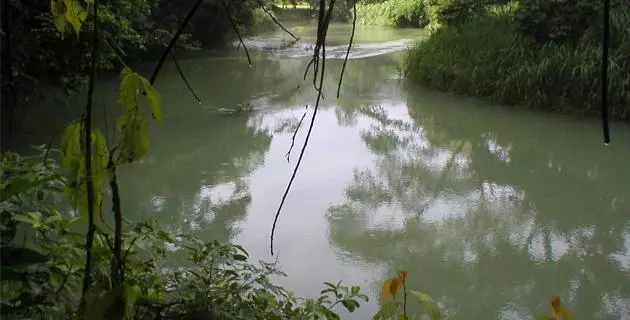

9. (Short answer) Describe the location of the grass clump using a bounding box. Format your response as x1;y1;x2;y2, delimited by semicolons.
356;0;430;28
404;3;630;119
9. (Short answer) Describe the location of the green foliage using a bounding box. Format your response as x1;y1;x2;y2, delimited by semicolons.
59;122;108;217
404;10;630;119
114;67;161;164
514;0;600;44
432;0;486;27
356;0;430;27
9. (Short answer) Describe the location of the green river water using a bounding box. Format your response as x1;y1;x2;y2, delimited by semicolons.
8;23;630;319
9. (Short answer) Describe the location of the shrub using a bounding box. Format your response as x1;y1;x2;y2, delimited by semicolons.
404;15;630;118
433;0;486;27
356;0;430;28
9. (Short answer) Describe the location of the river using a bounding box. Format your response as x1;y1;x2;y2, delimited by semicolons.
8;23;630;319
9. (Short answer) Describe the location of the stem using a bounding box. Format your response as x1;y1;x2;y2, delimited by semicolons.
337;0;356;99
108;152;123;287
222;0;252;66
403;279;408;320
149;0;203;85
270;0;335;255
601;0;611;144
81;0;99;298
169;51;202;104
1;0;15;136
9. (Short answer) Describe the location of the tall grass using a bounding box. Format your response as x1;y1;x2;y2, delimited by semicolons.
356;0;430;28
404;13;630;119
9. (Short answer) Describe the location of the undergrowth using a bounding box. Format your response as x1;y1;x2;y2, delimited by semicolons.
356;0;430;28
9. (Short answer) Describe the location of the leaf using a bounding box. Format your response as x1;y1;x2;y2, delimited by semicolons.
60;121;82;169
115;109;149;164
382;278;403;300
139;77;162;122
64;0;87;35
409;290;441;320
1;175;60;202
119;67;140;110
351;286;360;295
234;254;248;261
372;300;400;320
0;246;49;268
87;284;140;320
341;299;359;312
50;0;68;34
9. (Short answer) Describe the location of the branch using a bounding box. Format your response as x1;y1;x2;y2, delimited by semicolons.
222;0;252;66
285;105;308;163
81;0;99;299
271;0;336;256
337;1;356;99
107;149;124;287
169;51;202;104
149;0;204;85
601;0;611;144
254;0;299;41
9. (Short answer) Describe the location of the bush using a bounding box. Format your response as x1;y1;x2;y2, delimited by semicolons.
433;0;486;27
356;0;430;28
404;15;630;118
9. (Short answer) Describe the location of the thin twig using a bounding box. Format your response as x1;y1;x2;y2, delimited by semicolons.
271;0;336;256
81;0;99;299
222;0;252;66
169;51;202;104
601;0;611;144
149;0;203;85
285;105;308;163
337;1;356;99
254;0;299;40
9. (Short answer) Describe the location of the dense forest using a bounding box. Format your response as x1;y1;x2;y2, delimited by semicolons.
1;0;626;319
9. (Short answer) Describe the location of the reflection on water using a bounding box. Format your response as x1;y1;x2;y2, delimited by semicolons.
9;23;630;319
329;88;630;319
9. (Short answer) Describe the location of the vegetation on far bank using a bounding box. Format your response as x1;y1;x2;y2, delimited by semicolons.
404;0;630;119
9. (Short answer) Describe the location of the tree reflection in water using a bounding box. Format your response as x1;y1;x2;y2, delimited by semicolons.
328;87;630;319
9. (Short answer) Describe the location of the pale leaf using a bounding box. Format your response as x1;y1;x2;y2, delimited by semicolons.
409;290;441;320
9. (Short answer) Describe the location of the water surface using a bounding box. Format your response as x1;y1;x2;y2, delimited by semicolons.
10;23;630;319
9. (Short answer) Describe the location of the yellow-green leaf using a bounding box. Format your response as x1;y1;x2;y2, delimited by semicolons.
139;77;162;122
409;290;441;320
60;121;82;169
119;67;140;110
115;109;149;164
65;0;88;35
50;0;68;34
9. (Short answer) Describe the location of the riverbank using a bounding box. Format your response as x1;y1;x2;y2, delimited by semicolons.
404;1;630;119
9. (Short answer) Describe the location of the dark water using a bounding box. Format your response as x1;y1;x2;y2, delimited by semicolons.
8;23;630;319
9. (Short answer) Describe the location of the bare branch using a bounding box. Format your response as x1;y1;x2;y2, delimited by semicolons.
81;0;99;298
149;0;203;85
271;0;336;256
222;0;252;66
285;105;308;163
169;51;202;104
254;0;299;40
337;1;356;99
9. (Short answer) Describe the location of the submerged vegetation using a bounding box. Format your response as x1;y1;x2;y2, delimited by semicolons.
404;0;630;118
